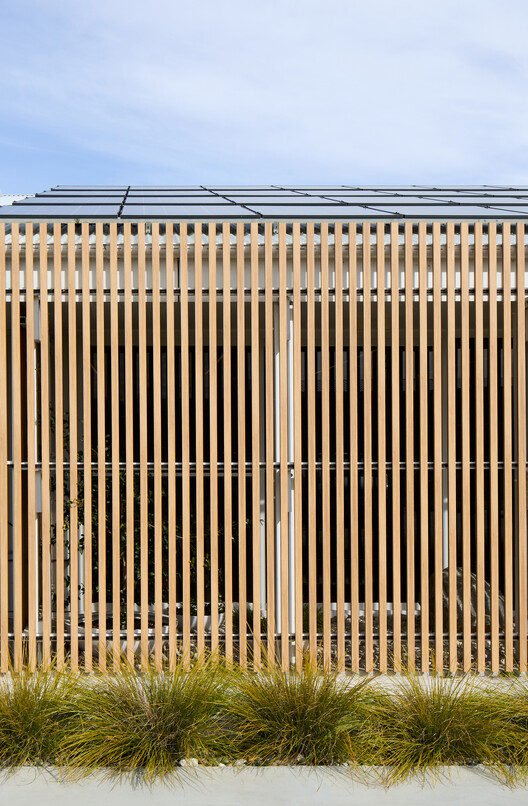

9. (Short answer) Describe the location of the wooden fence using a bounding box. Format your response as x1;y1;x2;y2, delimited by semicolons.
0;220;526;673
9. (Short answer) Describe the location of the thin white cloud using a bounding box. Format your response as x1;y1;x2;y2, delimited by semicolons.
2;0;528;187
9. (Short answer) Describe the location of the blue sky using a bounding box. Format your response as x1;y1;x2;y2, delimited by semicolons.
2;0;528;193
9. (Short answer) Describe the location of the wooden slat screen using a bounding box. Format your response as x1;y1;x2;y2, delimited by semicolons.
0;220;526;672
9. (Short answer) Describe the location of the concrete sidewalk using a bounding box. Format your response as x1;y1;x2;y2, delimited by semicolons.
1;767;526;806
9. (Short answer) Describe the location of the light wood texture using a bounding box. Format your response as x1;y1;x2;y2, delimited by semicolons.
109;223;121;669
404;222;415;670
418;222;429;672
306;223;316;662
516;223;527;672
236;222;247;666
264;222;276;661
0;224;8;672
208;224;219;655
349;224;359;672
95;222;106;670
474;223;485;672
250;222;261;668
166;223;177;667
292;222;303;669
40;225;51;667
320;223;331;667
391;222;401;671
503;223;514;672
195;223;205;658
446;223;457;673
137;222;149;669
26;225;37;670
377;223;387;672
123;223;134;666
81;223;92;670
11;225;22;669
151;223;163;669
460;223;471;672
279;222;289;669
53;223;65;669
181;223;191;664
363;223;373;673
432;222;443;670
334;223;345;671
67;223;79;670
488;223;500;673
222;223;233;662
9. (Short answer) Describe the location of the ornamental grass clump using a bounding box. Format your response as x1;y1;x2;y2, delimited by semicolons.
367;673;515;783
0;664;78;771
63;655;228;782
222;657;373;766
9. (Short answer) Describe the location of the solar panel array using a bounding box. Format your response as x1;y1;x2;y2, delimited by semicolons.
3;185;528;220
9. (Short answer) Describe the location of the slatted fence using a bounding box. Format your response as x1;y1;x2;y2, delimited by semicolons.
0;220;526;672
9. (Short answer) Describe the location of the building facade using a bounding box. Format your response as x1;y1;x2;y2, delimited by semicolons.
0;186;527;673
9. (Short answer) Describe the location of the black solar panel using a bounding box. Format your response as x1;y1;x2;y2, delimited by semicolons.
3;186;528;220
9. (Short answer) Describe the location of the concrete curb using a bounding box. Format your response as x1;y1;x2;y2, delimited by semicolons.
1;766;526;806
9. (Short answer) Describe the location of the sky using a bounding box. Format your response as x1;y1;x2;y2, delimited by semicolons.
2;0;528;193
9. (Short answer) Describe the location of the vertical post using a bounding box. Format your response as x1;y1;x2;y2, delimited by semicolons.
26;224;37;670
432;222;443;670
67;222;79;670
377;223;387;673
349;223;359;672
404;222;415;671
292;222;303;668
123;222;134;666
81;223;92;670
335;223;345;671
53;223;65;669
391;222;401;671
166;223;177;667
488;223;500;673
265;222;276;661
196;223;205;659
0;223;8;671
208;224;219;655
236;222;247;666
250;222;261;667
516;222;527;672
474;223;485;672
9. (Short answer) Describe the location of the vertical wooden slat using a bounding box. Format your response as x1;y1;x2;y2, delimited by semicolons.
222;223;233;662
11;224;22;669
181;223;191;663
503;222;514;671
377;223;387;672
306;223;316;662
109;222;120;669
474;223;485;672
195;223;205;659
432;222;443;670
264;222;276;661
516;222;527;672
208;224;219;655
236;222;247;666
418;222;429;672
404;222;415;671
166;223;177;667
67;223;79;670
349;223;359;672
278;222;289;669
95;222;106;670
137;222;148;669
250;222;261;668
0;224;7;671
26;224;37;670
335;223;345;671
151;223;162;669
390;222;401;671
488;223;500;673
320;222;331;667
292;222;302;669
53;223;65;669
81;223;92;671
460;223;471;672
363;223;373;672
446;222;457;674
123;223;134;666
